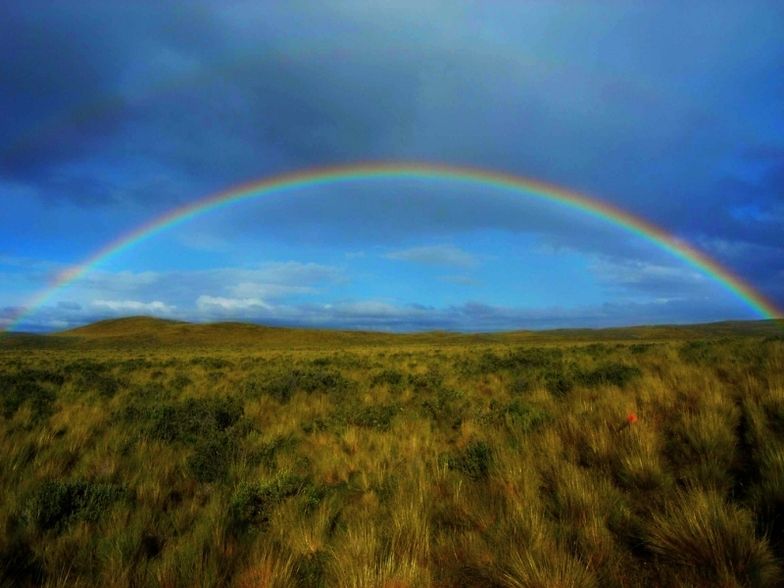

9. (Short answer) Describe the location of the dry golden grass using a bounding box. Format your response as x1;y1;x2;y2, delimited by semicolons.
0;318;783;586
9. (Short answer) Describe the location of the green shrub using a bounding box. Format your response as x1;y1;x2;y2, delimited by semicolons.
228;472;305;534
630;343;654;354
481;399;550;434
247;435;292;469
448;441;492;481
408;370;443;392
509;374;535;394
679;341;717;365
169;373;193;391
146;396;244;444
188;357;233;370
340;404;400;431
295;551;329;588
77;371;122;398
262;370;354;404
370;369;404;388
544;371;573;398
186;432;238;483
421;388;465;430
576;363;642;388
0;373;56;421
25;481;125;531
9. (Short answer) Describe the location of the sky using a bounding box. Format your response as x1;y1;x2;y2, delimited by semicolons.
2;1;783;333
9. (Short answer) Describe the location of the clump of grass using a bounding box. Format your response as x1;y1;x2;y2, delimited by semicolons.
446;440;492;481
370;369;404;389
421;388;467;430
576;363;642;388
480;399;551;435
0;372;57;422
645;488;780;586
228;471;306;535
24;480;125;532
256;369;355;404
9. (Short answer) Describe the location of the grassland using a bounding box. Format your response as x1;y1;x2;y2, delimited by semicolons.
1;317;783;587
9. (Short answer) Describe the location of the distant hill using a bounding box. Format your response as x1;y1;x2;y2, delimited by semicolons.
0;316;781;351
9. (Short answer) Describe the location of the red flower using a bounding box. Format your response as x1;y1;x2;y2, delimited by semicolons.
627;412;638;424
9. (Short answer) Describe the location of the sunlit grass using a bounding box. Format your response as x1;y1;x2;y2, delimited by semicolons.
0;320;783;586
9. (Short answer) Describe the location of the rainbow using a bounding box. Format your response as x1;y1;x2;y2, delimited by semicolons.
6;162;783;331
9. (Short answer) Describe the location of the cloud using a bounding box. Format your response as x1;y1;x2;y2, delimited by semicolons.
196;296;272;311
92;300;176;313
384;244;479;268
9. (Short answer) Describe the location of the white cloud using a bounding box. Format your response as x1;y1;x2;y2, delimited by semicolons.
92;300;176;313
384;244;479;268
230;282;316;299
196;296;272;311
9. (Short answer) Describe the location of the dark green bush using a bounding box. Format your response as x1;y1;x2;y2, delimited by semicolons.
370;370;404;388
228;472;304;534
340;404;400;431
630;343;654;354
0;373;56;421
448;441;492;481
25;481;125;531
679;341;717;365
581;343;611;359
509;374;535;394
481;399;550;434
544;371;573;398
119;358;153;372
577;363;642;388
408;370;443;392
146;396;244;444
506;347;563;370
186;433;237;483
169;373;192;391
188;357;233;370
77;371;122;398
421;388;465;430
295;550;329;588
247;435;292;469
262;370;355;404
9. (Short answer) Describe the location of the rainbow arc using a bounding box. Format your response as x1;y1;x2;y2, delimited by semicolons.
6;162;782;331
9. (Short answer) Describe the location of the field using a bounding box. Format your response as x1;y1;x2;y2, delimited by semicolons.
1;317;784;587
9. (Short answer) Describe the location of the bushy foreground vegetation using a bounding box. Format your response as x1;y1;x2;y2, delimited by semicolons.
1;332;784;587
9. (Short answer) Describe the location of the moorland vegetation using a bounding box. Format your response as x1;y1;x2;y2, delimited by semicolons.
1;318;783;587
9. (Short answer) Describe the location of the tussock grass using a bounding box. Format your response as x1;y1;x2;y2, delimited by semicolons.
1;323;783;586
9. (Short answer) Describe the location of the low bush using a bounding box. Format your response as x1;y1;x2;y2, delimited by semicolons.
408;370;443;392
188;357;233;370
185;432;238;483
228;471;305;535
262;369;355;404
339;403;401;431
447;440;492;481
25;481;125;531
421;388;466;430
0;373;56;421
145;396;244;444
370;369;404;388
576;363;642;388
481;399;550;434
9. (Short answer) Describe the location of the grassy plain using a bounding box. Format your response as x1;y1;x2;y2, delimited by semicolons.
1;317;783;587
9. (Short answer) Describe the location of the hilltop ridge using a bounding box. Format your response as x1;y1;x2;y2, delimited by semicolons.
0;316;781;350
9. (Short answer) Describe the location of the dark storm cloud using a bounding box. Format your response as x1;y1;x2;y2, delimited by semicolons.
3;0;784;318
